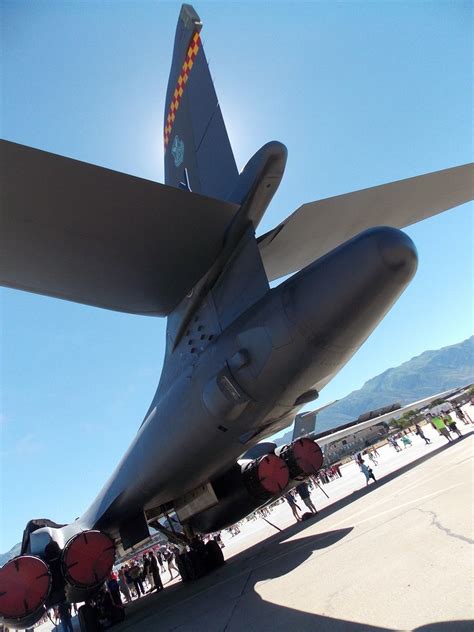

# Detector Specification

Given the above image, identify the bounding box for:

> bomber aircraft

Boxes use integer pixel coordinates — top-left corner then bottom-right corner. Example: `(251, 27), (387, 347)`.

(0, 4), (473, 630)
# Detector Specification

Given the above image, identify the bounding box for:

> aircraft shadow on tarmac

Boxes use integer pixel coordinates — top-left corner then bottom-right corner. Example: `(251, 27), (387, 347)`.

(115, 434), (473, 632)
(208, 529), (472, 632)
(115, 526), (473, 631)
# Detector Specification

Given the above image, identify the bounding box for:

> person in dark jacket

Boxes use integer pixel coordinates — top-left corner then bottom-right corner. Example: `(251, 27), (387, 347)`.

(107, 572), (123, 606)
(148, 551), (163, 591)
(295, 481), (318, 514)
(57, 600), (74, 632)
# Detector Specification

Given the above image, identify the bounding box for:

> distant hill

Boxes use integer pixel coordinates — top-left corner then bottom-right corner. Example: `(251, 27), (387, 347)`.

(0, 542), (21, 567)
(315, 336), (474, 432)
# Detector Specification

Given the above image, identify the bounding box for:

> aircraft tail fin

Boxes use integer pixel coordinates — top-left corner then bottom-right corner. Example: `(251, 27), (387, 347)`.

(164, 4), (238, 200)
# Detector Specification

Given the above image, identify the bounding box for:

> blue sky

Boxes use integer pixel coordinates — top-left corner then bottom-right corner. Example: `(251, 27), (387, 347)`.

(1, 1), (472, 552)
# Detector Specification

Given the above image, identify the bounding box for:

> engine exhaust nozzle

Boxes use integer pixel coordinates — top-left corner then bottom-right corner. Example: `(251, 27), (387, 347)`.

(242, 453), (290, 499)
(0, 555), (51, 623)
(278, 438), (324, 478)
(61, 530), (115, 589)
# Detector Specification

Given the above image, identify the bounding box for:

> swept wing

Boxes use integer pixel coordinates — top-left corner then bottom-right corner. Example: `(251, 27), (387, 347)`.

(259, 163), (474, 281)
(0, 140), (238, 315)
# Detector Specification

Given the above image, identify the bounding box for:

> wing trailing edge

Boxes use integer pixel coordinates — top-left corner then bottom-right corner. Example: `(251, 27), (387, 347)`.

(259, 163), (474, 281)
(0, 140), (238, 315)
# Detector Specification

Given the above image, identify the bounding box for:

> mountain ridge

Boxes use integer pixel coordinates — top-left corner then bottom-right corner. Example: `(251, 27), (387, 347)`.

(315, 336), (474, 431)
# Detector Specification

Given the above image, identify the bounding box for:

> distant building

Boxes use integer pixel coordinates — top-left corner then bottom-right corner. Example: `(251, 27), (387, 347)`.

(322, 423), (389, 463)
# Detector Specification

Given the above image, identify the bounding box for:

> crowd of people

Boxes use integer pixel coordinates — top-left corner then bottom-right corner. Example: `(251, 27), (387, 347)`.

(352, 405), (471, 487)
(115, 544), (180, 603)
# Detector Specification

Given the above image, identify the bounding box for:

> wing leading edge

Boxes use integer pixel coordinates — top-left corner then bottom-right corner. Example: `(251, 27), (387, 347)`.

(259, 163), (474, 281)
(0, 140), (238, 315)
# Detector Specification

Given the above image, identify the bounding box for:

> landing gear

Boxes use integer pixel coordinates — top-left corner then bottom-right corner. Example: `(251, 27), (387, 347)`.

(177, 539), (225, 582)
(78, 604), (100, 632)
(149, 513), (226, 582)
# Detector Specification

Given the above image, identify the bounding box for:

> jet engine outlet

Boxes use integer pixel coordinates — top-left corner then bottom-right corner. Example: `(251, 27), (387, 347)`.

(61, 530), (115, 589)
(242, 453), (290, 499)
(276, 438), (324, 479)
(188, 455), (290, 533)
(0, 555), (51, 625)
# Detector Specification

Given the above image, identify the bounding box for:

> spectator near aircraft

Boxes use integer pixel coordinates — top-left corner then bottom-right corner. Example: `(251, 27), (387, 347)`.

(360, 461), (377, 486)
(454, 405), (472, 425)
(444, 414), (462, 438)
(148, 551), (164, 591)
(429, 415), (453, 442)
(415, 423), (431, 445)
(295, 481), (318, 515)
(284, 490), (302, 522)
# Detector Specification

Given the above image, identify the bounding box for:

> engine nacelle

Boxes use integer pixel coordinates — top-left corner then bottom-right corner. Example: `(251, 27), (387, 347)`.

(0, 555), (51, 629)
(189, 453), (289, 533)
(188, 439), (324, 533)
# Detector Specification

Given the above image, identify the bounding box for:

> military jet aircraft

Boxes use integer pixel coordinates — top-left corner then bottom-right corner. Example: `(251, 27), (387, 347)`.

(0, 3), (472, 629)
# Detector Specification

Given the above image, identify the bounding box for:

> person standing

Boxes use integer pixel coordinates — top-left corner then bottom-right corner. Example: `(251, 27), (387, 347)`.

(129, 560), (144, 596)
(148, 551), (164, 591)
(142, 553), (154, 591)
(295, 481), (318, 515)
(284, 491), (302, 522)
(163, 546), (179, 580)
(57, 600), (74, 632)
(454, 405), (470, 425)
(430, 415), (453, 442)
(123, 564), (136, 598)
(368, 449), (378, 466)
(415, 423), (431, 445)
(401, 434), (412, 448)
(158, 549), (166, 573)
(107, 572), (123, 606)
(388, 436), (401, 452)
(118, 568), (132, 603)
(360, 461), (376, 486)
(444, 414), (462, 438)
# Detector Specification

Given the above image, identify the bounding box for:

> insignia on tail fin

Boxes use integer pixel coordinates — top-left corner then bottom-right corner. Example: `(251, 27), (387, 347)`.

(164, 4), (238, 201)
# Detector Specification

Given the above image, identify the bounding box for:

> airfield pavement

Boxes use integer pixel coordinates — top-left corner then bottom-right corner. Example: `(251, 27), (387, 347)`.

(38, 418), (473, 632)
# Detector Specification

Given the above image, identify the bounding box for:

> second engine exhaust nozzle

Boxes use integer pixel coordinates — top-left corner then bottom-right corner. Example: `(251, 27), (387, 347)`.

(277, 438), (324, 479)
(61, 530), (115, 589)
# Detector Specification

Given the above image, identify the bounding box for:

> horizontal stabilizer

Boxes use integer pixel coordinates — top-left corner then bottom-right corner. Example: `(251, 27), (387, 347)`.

(259, 163), (474, 280)
(0, 141), (238, 315)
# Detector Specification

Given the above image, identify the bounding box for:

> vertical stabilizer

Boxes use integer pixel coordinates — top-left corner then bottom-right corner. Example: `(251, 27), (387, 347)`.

(164, 4), (238, 200)
(292, 411), (317, 441)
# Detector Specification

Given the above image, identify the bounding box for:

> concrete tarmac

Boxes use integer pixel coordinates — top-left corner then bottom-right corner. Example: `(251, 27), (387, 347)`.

(109, 427), (473, 632)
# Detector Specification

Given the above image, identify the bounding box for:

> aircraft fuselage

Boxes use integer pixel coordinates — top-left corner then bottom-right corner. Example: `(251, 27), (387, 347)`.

(80, 224), (417, 534)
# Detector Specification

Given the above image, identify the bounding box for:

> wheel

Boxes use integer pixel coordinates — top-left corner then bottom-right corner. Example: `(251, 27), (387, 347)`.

(176, 552), (190, 582)
(78, 604), (101, 632)
(185, 549), (207, 580)
(205, 539), (225, 570)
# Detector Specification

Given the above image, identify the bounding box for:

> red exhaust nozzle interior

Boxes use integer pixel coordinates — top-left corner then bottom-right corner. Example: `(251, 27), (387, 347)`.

(279, 438), (324, 478)
(62, 530), (115, 588)
(292, 438), (324, 475)
(0, 555), (51, 620)
(242, 453), (290, 498)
